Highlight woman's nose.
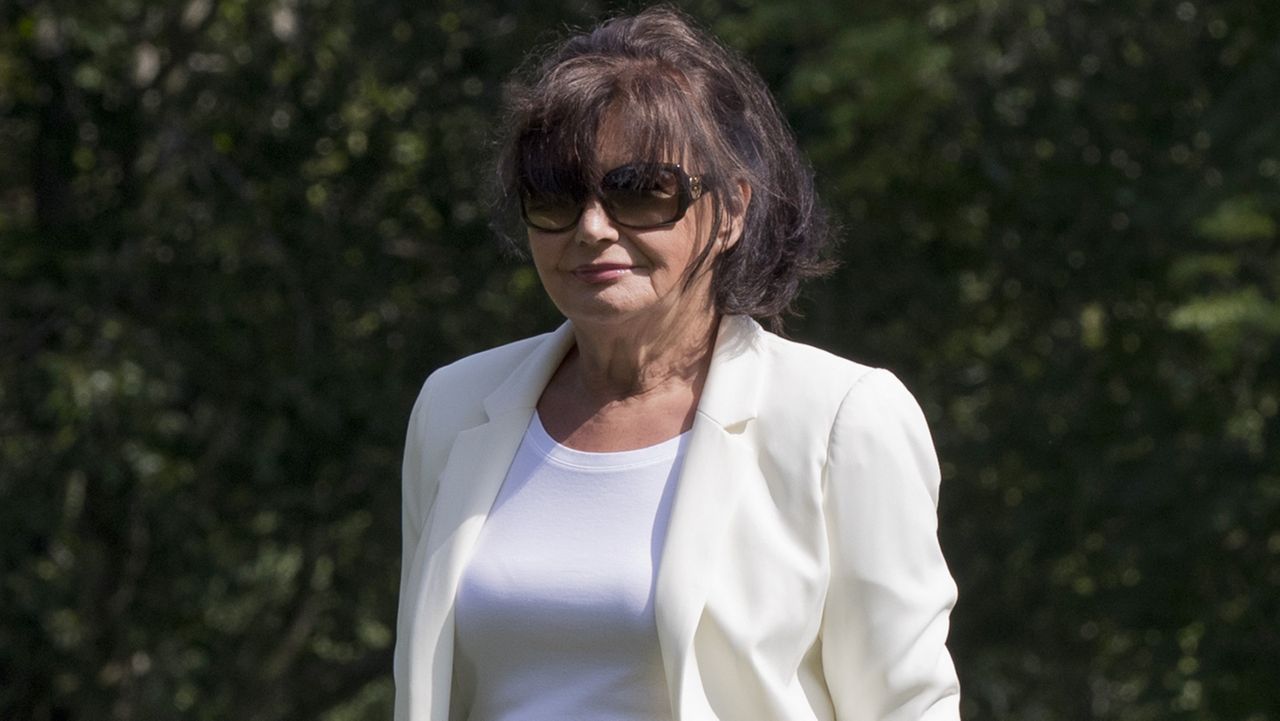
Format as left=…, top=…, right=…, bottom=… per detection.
left=575, top=197, right=619, bottom=243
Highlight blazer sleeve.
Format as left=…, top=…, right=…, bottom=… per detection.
left=398, top=375, right=437, bottom=594
left=820, top=369, right=961, bottom=721
left=394, top=374, right=440, bottom=721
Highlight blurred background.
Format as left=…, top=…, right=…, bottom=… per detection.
left=2, top=0, right=1278, bottom=718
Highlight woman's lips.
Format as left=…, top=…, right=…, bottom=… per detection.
left=571, top=264, right=634, bottom=283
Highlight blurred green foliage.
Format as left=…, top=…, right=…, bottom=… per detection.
left=1, top=0, right=1277, bottom=719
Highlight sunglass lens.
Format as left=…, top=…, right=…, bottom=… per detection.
left=602, top=165, right=681, bottom=228
left=522, top=193, right=580, bottom=231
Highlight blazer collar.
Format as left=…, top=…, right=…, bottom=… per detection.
left=481, top=321, right=577, bottom=420
left=688, top=314, right=764, bottom=428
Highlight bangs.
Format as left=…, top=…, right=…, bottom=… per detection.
left=514, top=57, right=705, bottom=197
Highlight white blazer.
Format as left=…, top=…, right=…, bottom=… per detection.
left=395, top=315, right=960, bottom=721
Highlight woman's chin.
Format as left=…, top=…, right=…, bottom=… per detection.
left=556, top=298, right=652, bottom=326
left=547, top=282, right=642, bottom=317
left=556, top=298, right=717, bottom=338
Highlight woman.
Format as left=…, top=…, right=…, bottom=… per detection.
left=396, top=7, right=959, bottom=721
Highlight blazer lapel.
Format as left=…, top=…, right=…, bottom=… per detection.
left=411, top=323, right=576, bottom=721
left=655, top=315, right=765, bottom=719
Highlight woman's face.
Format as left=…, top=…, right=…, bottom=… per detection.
left=526, top=118, right=725, bottom=334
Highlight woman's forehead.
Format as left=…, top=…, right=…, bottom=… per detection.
left=522, top=143, right=690, bottom=183
left=518, top=102, right=698, bottom=185
left=592, top=146, right=688, bottom=172
left=594, top=107, right=690, bottom=168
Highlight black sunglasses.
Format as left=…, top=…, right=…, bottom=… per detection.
left=520, top=162, right=706, bottom=232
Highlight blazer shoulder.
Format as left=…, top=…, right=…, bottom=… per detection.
left=410, top=330, right=557, bottom=438
left=427, top=332, right=553, bottom=392
left=756, top=330, right=878, bottom=391
left=748, top=327, right=932, bottom=435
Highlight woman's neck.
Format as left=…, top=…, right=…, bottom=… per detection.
left=535, top=309, right=721, bottom=451
left=568, top=310, right=720, bottom=403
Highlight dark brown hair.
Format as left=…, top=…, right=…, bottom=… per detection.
left=491, top=6, right=835, bottom=328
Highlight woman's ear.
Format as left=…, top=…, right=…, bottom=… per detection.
left=721, top=179, right=752, bottom=248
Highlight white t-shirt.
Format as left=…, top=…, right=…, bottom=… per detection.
left=453, top=412, right=687, bottom=721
